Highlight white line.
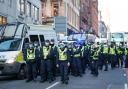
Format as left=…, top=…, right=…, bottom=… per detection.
left=107, top=84, right=111, bottom=89
left=45, top=82, right=60, bottom=89
left=125, top=83, right=128, bottom=89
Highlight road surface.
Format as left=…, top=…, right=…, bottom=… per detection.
left=0, top=68, right=128, bottom=89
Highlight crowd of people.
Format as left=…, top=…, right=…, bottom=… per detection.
left=24, top=39, right=128, bottom=85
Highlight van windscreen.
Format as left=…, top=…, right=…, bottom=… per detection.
left=0, top=39, right=21, bottom=51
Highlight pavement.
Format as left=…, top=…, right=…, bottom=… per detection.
left=0, top=68, right=128, bottom=89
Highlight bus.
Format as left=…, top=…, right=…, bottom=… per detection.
left=109, top=32, right=125, bottom=46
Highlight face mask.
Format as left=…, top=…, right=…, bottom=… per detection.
left=34, top=44, right=38, bottom=47
left=29, top=44, right=33, bottom=48
left=51, top=42, right=54, bottom=45
left=45, top=43, right=49, bottom=46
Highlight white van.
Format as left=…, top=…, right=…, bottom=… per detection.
left=0, top=22, right=57, bottom=79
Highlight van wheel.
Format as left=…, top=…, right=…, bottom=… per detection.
left=17, top=66, right=27, bottom=80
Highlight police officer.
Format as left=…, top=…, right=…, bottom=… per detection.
left=109, top=43, right=116, bottom=69
left=81, top=43, right=86, bottom=74
left=40, top=40, right=53, bottom=83
left=26, top=43, right=36, bottom=82
left=98, top=44, right=103, bottom=70
left=124, top=47, right=128, bottom=68
left=73, top=42, right=82, bottom=77
left=57, top=43, right=70, bottom=84
left=34, top=41, right=41, bottom=77
left=85, top=43, right=92, bottom=70
left=91, top=45, right=99, bottom=76
left=67, top=43, right=74, bottom=75
left=102, top=44, right=109, bottom=71
left=50, top=39, right=58, bottom=80
left=116, top=45, right=123, bottom=67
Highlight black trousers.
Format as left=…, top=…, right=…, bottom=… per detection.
left=26, top=60, right=36, bottom=80
left=59, top=61, right=69, bottom=82
left=40, top=60, right=53, bottom=81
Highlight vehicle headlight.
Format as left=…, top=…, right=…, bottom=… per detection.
left=6, top=57, right=15, bottom=64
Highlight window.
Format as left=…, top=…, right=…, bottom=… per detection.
left=9, top=0, right=12, bottom=7
left=35, top=7, right=39, bottom=20
left=0, top=0, right=4, bottom=3
left=19, top=0, right=25, bottom=14
left=0, top=16, right=7, bottom=25
left=27, top=1, right=31, bottom=17
left=30, top=35, right=39, bottom=43
left=32, top=5, right=39, bottom=20
left=53, top=4, right=59, bottom=16
left=32, top=5, right=35, bottom=18
left=112, top=33, right=123, bottom=38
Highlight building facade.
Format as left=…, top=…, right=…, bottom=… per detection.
left=80, top=0, right=98, bottom=36
left=0, top=0, right=42, bottom=25
left=80, top=0, right=91, bottom=32
left=90, top=0, right=98, bottom=36
left=42, top=0, right=80, bottom=35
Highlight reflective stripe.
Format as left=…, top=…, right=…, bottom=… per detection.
left=16, top=51, right=24, bottom=62
left=93, top=51, right=99, bottom=60
left=73, top=48, right=80, bottom=57
left=81, top=46, right=85, bottom=57
left=59, top=48, right=67, bottom=61
left=43, top=46, right=51, bottom=59
left=27, top=49, right=35, bottom=60
left=103, top=47, right=108, bottom=54
left=124, top=48, right=127, bottom=55
left=110, top=48, right=115, bottom=54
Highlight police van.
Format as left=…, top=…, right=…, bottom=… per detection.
left=0, top=22, right=57, bottom=79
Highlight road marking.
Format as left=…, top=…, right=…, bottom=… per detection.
left=45, top=82, right=60, bottom=89
left=107, top=84, right=111, bottom=89
left=125, top=83, right=128, bottom=89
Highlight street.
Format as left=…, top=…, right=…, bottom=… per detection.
left=0, top=68, right=128, bottom=89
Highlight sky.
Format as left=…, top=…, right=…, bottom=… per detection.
left=98, top=0, right=128, bottom=32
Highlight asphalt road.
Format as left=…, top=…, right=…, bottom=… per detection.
left=0, top=68, right=128, bottom=89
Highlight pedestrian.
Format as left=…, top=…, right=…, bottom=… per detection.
left=40, top=40, right=53, bottom=83
left=26, top=43, right=37, bottom=82
left=56, top=43, right=70, bottom=84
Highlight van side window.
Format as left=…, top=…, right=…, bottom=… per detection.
left=39, top=35, right=44, bottom=42
left=23, top=38, right=29, bottom=49
left=30, top=35, right=39, bottom=43
left=39, top=35, right=44, bottom=46
left=22, top=38, right=29, bottom=61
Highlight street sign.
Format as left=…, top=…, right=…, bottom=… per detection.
left=54, top=16, right=66, bottom=33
